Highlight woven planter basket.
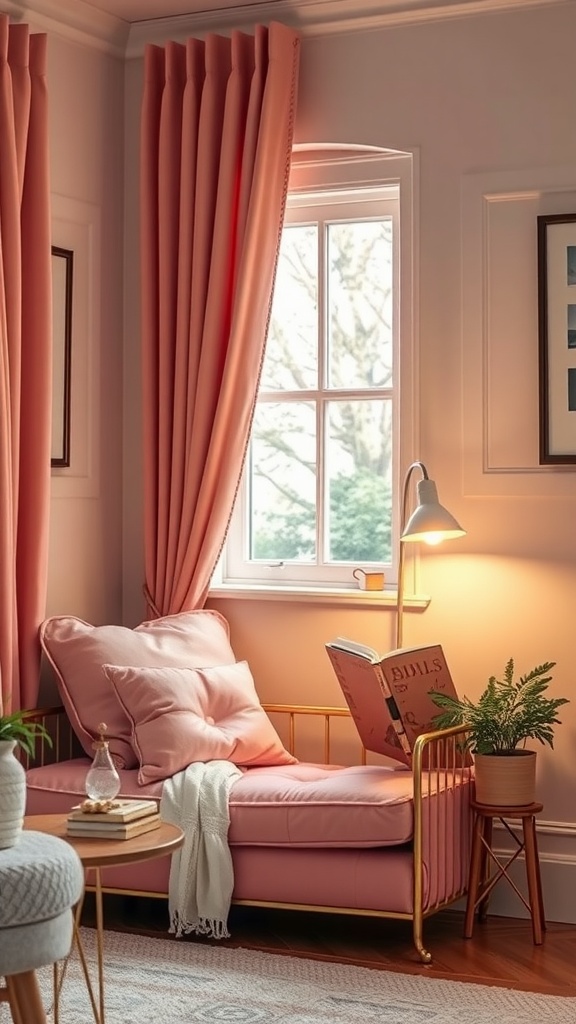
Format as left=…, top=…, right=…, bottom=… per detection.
left=473, top=749, right=537, bottom=806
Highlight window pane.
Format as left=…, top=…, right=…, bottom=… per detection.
left=249, top=402, right=316, bottom=561
left=261, top=225, right=318, bottom=391
left=326, top=399, right=392, bottom=562
left=221, top=169, right=406, bottom=590
left=327, top=220, right=393, bottom=389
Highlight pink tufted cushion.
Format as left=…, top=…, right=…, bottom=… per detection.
left=26, top=760, right=412, bottom=845
left=102, top=661, right=297, bottom=784
left=40, top=610, right=236, bottom=769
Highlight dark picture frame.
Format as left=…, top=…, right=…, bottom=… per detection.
left=51, top=245, right=73, bottom=468
left=537, top=213, right=576, bottom=465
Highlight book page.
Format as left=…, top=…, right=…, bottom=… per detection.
left=327, top=637, right=380, bottom=662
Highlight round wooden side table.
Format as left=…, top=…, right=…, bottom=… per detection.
left=464, top=799, right=545, bottom=945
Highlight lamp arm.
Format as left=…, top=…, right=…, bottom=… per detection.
left=396, top=462, right=428, bottom=650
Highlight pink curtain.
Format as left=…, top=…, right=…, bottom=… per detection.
left=0, top=17, right=52, bottom=713
left=140, top=22, right=300, bottom=617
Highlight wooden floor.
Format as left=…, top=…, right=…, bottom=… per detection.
left=82, top=894, right=576, bottom=997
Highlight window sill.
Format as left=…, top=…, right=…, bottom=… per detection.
left=208, top=584, right=430, bottom=608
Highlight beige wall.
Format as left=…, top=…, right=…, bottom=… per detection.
left=38, top=2, right=576, bottom=920
left=46, top=31, right=124, bottom=630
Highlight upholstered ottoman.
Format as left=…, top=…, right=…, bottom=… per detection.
left=0, top=830, right=84, bottom=1023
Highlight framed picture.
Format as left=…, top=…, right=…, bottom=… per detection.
left=537, top=213, right=576, bottom=465
left=51, top=245, right=73, bottom=468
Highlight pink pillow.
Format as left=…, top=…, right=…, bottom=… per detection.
left=102, top=661, right=297, bottom=784
left=40, top=610, right=236, bottom=769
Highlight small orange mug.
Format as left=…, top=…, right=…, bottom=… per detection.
left=353, top=568, right=385, bottom=591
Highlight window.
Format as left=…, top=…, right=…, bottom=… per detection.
left=222, top=149, right=415, bottom=591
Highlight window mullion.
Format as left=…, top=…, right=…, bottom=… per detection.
left=317, top=217, right=327, bottom=566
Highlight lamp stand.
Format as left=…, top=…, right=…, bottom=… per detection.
left=396, top=462, right=425, bottom=650
left=395, top=461, right=465, bottom=651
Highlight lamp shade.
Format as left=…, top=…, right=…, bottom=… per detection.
left=400, top=478, right=466, bottom=545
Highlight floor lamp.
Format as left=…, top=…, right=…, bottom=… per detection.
left=396, top=461, right=466, bottom=650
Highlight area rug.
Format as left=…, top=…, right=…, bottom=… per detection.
left=29, top=928, right=575, bottom=1024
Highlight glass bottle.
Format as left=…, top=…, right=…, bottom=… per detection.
left=85, top=722, right=121, bottom=801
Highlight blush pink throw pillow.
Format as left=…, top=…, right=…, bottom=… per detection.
left=102, top=661, right=297, bottom=784
left=40, top=610, right=237, bottom=769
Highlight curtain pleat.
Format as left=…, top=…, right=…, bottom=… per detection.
left=0, top=16, right=52, bottom=712
left=141, top=22, right=300, bottom=617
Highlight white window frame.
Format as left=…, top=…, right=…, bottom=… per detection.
left=216, top=147, right=417, bottom=596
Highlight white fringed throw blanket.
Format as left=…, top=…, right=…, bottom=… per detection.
left=160, top=760, right=243, bottom=939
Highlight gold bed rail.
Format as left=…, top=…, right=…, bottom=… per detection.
left=261, top=702, right=367, bottom=764
left=411, top=724, right=473, bottom=961
left=19, top=705, right=80, bottom=768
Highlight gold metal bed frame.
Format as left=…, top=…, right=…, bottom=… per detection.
left=22, top=704, right=472, bottom=962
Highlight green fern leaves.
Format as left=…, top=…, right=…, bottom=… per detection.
left=430, top=658, right=569, bottom=754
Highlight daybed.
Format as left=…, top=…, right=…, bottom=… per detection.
left=23, top=609, right=473, bottom=963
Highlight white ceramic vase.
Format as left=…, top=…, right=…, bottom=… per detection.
left=0, top=739, right=26, bottom=848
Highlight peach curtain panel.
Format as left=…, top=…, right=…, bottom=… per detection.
left=0, top=17, right=52, bottom=712
left=140, top=22, right=300, bottom=617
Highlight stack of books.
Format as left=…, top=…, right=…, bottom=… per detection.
left=66, top=798, right=161, bottom=840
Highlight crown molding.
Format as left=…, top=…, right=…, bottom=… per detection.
left=125, top=0, right=570, bottom=57
left=1, top=0, right=569, bottom=58
left=1, top=0, right=129, bottom=57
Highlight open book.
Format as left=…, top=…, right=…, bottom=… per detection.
left=325, top=638, right=460, bottom=764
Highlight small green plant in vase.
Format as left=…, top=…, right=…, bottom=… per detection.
left=429, top=659, right=569, bottom=806
left=0, top=710, right=52, bottom=849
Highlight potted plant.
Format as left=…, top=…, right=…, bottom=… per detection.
left=429, top=659, right=569, bottom=806
left=0, top=710, right=52, bottom=848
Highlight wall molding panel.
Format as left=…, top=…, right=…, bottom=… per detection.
left=461, top=165, right=576, bottom=497
left=50, top=194, right=101, bottom=501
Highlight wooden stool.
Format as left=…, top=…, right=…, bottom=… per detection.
left=464, top=800, right=545, bottom=944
